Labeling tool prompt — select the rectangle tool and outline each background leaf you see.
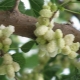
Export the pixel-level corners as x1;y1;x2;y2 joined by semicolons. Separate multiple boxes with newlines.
21;40;36;53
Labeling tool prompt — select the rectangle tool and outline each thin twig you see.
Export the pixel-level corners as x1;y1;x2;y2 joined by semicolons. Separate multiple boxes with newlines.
12;0;20;11
50;10;58;21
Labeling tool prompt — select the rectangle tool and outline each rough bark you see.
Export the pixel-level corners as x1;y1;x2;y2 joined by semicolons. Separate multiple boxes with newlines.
0;10;80;42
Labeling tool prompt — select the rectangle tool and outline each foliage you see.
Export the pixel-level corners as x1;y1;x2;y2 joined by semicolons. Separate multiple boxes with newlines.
0;0;80;80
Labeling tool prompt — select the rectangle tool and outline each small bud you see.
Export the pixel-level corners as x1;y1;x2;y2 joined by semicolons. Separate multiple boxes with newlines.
12;62;20;72
57;38;65;48
55;29;63;39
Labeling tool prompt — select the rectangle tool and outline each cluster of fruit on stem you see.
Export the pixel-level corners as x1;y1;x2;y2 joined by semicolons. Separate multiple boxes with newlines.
0;25;20;79
34;2;80;59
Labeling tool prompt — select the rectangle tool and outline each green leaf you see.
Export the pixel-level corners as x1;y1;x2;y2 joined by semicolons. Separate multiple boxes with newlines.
25;54;38;68
19;1;26;14
0;75;8;80
21;40;36;53
12;53;26;68
29;0;44;17
0;0;15;10
0;57;3;65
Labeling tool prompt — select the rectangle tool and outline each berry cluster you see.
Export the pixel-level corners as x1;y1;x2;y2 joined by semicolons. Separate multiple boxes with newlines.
0;25;20;78
0;25;15;52
0;54;20;78
34;2;80;59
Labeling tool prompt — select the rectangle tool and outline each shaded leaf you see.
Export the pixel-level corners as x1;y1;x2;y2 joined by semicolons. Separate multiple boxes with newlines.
0;75;8;80
21;40;36;53
29;0;44;17
12;53;26;68
0;57;3;65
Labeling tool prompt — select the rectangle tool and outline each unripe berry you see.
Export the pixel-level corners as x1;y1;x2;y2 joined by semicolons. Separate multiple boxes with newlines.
6;65;15;78
3;54;13;65
57;38;65;48
34;25;48;36
51;4;57;12
38;17;49;26
62;46;71;55
36;37;46;45
55;29;63;39
68;51;78;59
39;9;52;18
44;29;55;41
3;45;10;52
48;2;52;6
35;22;40;27
12;62;20;72
0;65;6;75
46;40;58;53
64;34;75;45
70;42;80;52
2;38;12;45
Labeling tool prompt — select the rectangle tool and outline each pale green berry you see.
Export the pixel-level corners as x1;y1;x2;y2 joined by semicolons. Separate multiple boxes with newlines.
6;65;15;78
44;29;55;41
48;20;54;29
38;17;49;26
39;9;52;18
68;51;78;59
49;50;58;57
38;49;46;57
57;38;65;49
64;34;75;45
48;2;52;6
51;4;57;12
3;54;13;65
12;62;20;72
2;38;12;45
35;22;40;27
0;42;3;49
3;45;10;52
34;25;48;36
46;40;58;53
55;29;63;39
36;37;46;45
62;46;71;55
0;65;6;75
43;5;50;9
54;10;60;18
70;42;80;52
2;25;15;37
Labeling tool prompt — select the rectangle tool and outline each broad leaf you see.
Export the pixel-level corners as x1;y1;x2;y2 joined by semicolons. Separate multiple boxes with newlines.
0;75;8;80
29;0;44;17
21;40;36;53
12;53;26;68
